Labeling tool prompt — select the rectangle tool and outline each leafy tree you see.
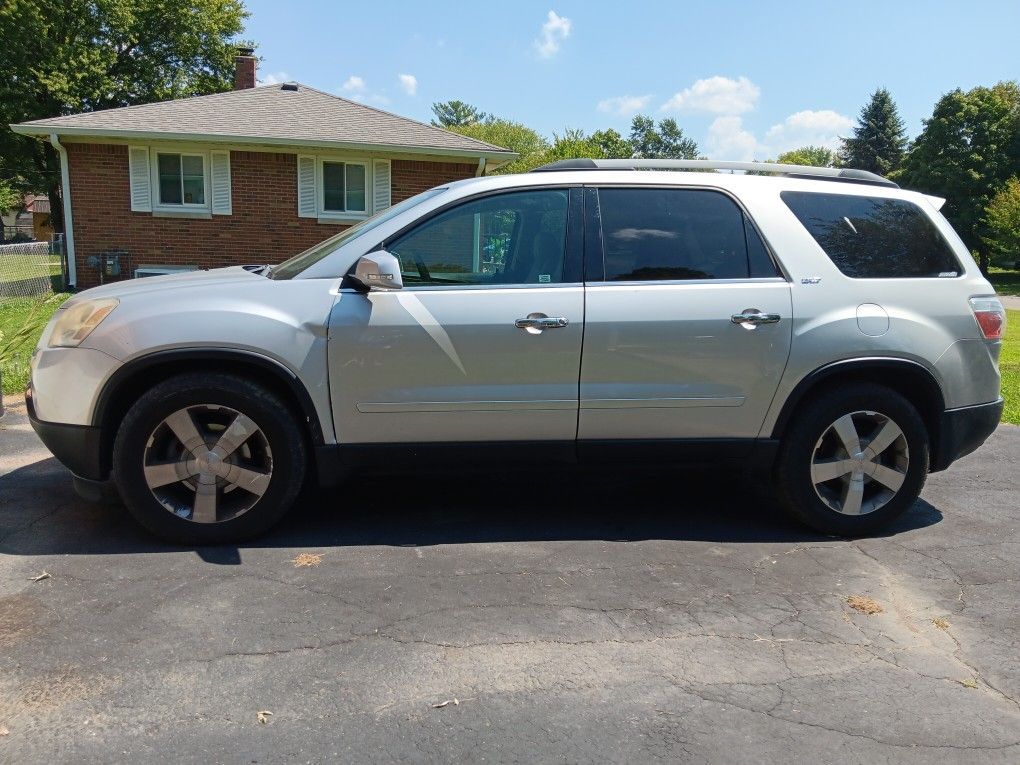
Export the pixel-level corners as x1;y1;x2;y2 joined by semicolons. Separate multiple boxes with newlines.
776;146;836;167
0;0;250;232
838;88;908;175
896;81;1020;271
430;100;488;128
589;128;633;159
449;119;549;174
545;129;608;163
983;177;1020;266
629;115;699;159
0;178;20;214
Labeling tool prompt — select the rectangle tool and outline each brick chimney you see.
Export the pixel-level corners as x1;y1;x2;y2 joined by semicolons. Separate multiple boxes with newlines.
234;47;256;90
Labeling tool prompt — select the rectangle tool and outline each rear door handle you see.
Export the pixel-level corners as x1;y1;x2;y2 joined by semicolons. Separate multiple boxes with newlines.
515;313;569;334
731;309;781;327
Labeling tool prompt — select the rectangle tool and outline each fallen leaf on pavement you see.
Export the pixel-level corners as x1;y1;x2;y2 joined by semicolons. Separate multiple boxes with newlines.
958;678;978;689
28;571;51;582
257;710;273;724
846;595;883;615
291;553;322;568
932;616;950;631
432;698;459;708
0;726;9;736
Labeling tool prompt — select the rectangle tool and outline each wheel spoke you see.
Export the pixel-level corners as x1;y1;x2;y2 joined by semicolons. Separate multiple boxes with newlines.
164;409;206;451
224;465;272;497
812;458;855;484
192;480;218;523
866;419;903;458
213;413;261;459
870;463;906;492
831;414;862;455
143;460;192;489
841;477;865;515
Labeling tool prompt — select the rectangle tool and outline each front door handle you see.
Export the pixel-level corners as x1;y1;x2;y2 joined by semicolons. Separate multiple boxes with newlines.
731;309;781;328
515;313;569;334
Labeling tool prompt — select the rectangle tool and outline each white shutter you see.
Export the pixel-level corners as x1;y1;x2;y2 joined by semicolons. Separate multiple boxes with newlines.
373;159;391;213
128;146;151;212
210;150;232;215
297;155;317;218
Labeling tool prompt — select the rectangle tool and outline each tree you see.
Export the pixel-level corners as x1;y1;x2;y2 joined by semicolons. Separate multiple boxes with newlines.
896;81;1020;271
0;0;250;233
545;129;608;163
0;178;19;214
430;100;488;128
589;128;633;159
629;115;699;159
983;177;1020;266
449;119;549;174
777;146;836;167
838;88;908;175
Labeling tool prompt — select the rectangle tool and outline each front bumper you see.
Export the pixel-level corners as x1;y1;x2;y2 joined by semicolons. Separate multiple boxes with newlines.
26;388;107;480
931;398;1004;472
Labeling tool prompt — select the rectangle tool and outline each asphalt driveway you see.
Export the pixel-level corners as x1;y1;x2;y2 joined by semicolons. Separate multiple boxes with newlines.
1;395;1018;763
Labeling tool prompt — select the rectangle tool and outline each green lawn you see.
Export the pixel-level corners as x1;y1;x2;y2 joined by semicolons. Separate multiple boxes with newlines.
1002;309;1020;425
989;267;1020;297
0;293;70;394
0;251;62;282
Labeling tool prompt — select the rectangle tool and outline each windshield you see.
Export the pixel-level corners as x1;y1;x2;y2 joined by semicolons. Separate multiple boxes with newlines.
270;187;448;279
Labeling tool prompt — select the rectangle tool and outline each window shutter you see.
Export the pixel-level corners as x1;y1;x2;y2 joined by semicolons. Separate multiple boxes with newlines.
128;146;151;212
373;159;391;213
210;151;232;215
297;155;317;217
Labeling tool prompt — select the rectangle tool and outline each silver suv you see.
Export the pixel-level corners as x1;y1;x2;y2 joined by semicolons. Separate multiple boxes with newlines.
26;159;1006;543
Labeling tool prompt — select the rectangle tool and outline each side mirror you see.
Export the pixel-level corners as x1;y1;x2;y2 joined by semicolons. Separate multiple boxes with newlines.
350;250;403;291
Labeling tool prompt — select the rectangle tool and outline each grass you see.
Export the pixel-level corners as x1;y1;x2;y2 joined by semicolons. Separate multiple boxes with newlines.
988;267;1020;297
1001;309;1020;425
0;293;70;394
0;252;62;282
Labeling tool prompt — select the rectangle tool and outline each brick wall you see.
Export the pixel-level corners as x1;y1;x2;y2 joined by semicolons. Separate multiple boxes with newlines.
66;143;475;289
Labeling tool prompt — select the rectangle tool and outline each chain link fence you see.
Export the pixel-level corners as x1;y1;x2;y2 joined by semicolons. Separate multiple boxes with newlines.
0;239;65;299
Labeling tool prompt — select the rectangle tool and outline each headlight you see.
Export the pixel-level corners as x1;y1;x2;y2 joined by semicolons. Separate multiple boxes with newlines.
49;298;119;348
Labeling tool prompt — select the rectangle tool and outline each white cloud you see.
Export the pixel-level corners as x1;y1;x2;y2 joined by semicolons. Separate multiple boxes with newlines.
661;76;760;115
257;71;290;87
597;94;652;116
706;116;759;161
534;10;571;58
341;75;366;93
398;73;418;96
763;109;853;154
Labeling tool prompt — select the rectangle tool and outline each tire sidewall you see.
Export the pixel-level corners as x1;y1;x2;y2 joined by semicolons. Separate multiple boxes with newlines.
113;375;307;544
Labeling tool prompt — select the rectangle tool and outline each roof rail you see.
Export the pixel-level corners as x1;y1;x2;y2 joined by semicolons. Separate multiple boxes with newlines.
530;158;898;188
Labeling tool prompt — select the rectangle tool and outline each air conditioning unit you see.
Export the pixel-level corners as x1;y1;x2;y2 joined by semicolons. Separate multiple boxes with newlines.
133;265;198;278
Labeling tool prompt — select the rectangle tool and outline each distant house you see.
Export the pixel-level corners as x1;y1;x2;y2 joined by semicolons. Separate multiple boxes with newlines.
0;194;49;242
10;51;515;289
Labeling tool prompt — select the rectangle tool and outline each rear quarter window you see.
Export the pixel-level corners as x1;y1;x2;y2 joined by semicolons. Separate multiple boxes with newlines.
781;191;962;279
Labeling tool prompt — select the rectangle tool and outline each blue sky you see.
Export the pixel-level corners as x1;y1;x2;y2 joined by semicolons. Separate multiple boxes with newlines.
245;0;1020;159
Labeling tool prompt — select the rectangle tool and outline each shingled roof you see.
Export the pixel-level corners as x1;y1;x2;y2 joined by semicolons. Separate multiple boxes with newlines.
12;83;515;161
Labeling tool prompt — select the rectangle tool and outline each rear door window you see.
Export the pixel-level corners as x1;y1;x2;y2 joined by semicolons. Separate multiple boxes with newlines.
781;191;962;278
595;188;778;281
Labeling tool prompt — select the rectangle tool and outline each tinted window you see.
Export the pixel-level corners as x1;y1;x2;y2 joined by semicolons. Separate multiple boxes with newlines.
389;190;569;286
597;188;776;281
781;191;962;278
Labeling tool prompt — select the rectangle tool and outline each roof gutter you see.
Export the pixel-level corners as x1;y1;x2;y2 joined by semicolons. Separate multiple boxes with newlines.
48;133;76;289
13;124;517;163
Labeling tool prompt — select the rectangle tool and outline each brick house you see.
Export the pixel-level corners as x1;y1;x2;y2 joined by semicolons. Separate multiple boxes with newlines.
11;53;514;289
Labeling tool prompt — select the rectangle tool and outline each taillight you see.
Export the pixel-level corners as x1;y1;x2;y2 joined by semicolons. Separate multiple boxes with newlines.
969;297;1006;340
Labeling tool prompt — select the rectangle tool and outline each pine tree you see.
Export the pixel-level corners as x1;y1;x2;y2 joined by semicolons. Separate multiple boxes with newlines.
838;88;908;175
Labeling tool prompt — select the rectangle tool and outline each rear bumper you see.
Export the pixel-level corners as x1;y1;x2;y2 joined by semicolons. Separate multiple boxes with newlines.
26;387;106;481
931;398;1004;472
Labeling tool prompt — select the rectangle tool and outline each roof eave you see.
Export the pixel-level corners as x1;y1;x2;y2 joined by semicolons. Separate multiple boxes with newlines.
10;123;517;162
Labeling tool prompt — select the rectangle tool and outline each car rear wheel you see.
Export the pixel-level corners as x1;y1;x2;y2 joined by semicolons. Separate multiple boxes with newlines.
113;372;307;544
774;383;929;536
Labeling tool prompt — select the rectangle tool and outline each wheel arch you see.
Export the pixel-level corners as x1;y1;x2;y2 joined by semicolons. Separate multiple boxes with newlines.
93;348;326;479
771;357;946;458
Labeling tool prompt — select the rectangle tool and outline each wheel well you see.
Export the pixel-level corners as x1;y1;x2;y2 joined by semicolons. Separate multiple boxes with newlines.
772;361;945;453
95;352;324;479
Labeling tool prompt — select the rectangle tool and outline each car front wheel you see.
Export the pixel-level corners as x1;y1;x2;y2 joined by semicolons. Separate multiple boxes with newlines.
774;383;929;537
113;372;307;544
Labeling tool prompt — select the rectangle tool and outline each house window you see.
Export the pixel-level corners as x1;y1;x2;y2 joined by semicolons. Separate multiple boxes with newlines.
157;153;206;206
321;161;367;214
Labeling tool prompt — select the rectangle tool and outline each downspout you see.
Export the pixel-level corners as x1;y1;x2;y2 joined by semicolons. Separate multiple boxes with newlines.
48;133;77;289
475;157;487;177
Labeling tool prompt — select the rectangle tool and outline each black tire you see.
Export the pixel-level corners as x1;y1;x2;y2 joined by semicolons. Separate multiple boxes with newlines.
774;383;929;537
113;372;308;544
